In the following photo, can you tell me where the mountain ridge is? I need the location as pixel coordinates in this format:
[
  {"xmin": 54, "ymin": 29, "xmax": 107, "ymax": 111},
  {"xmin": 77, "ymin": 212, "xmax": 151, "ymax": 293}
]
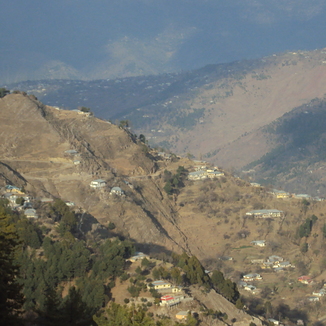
[{"xmin": 8, "ymin": 48, "xmax": 326, "ymax": 187}]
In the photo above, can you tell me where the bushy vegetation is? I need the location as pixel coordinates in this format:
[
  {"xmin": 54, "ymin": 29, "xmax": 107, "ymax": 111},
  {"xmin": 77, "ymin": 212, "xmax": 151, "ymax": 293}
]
[
  {"xmin": 297, "ymin": 214, "xmax": 317, "ymax": 238},
  {"xmin": 163, "ymin": 166, "xmax": 188, "ymax": 195}
]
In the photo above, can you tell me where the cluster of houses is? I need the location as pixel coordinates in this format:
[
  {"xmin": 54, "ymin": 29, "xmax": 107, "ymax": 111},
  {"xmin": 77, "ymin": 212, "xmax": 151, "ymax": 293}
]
[
  {"xmin": 250, "ymin": 184, "xmax": 324, "ymax": 202},
  {"xmin": 0, "ymin": 185, "xmax": 38, "ymax": 218},
  {"xmin": 127, "ymin": 253, "xmax": 193, "ymax": 319},
  {"xmin": 64, "ymin": 149, "xmax": 82, "ymax": 165},
  {"xmin": 188, "ymin": 164, "xmax": 224, "ymax": 181},
  {"xmin": 147, "ymin": 280, "xmax": 186, "ymax": 307},
  {"xmin": 270, "ymin": 189, "xmax": 324, "ymax": 201},
  {"xmin": 241, "ymin": 256, "xmax": 294, "ymax": 293},
  {"xmin": 297, "ymin": 276, "xmax": 326, "ymax": 302},
  {"xmin": 250, "ymin": 255, "xmax": 293, "ymax": 272},
  {"xmin": 90, "ymin": 179, "xmax": 124, "ymax": 196},
  {"xmin": 1, "ymin": 185, "xmax": 77, "ymax": 219}
]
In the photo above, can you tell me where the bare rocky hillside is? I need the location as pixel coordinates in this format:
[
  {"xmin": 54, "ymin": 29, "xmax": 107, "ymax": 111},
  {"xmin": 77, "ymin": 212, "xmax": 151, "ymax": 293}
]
[{"xmin": 2, "ymin": 94, "xmax": 326, "ymax": 322}]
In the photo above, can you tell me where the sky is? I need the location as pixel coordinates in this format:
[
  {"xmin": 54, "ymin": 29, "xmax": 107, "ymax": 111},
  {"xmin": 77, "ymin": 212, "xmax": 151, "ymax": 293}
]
[{"xmin": 2, "ymin": 0, "xmax": 326, "ymax": 83}]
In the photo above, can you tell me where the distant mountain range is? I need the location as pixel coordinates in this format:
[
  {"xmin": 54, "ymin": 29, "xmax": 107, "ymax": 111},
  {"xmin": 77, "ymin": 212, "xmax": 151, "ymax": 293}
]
[{"xmin": 2, "ymin": 0, "xmax": 326, "ymax": 83}]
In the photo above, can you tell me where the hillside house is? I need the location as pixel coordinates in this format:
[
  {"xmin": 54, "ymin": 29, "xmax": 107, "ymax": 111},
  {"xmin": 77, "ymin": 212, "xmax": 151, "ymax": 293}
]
[
  {"xmin": 194, "ymin": 165, "xmax": 207, "ymax": 171},
  {"xmin": 90, "ymin": 179, "xmax": 107, "ymax": 189},
  {"xmin": 242, "ymin": 273, "xmax": 262, "ymax": 281},
  {"xmin": 5, "ymin": 185, "xmax": 24, "ymax": 194},
  {"xmin": 244, "ymin": 285, "xmax": 257, "ymax": 292},
  {"xmin": 128, "ymin": 252, "xmax": 148, "ymax": 262},
  {"xmin": 238, "ymin": 281, "xmax": 247, "ymax": 288},
  {"xmin": 278, "ymin": 261, "xmax": 292, "ymax": 268},
  {"xmin": 24, "ymin": 208, "xmax": 38, "ymax": 219},
  {"xmin": 251, "ymin": 240, "xmax": 266, "ymax": 247},
  {"xmin": 307, "ymin": 296, "xmax": 319, "ymax": 302},
  {"xmin": 293, "ymin": 194, "xmax": 311, "ymax": 200},
  {"xmin": 298, "ymin": 276, "xmax": 313, "ymax": 284},
  {"xmin": 268, "ymin": 255, "xmax": 284, "ymax": 264},
  {"xmin": 272, "ymin": 189, "xmax": 291, "ymax": 199},
  {"xmin": 172, "ymin": 286, "xmax": 183, "ymax": 293},
  {"xmin": 312, "ymin": 288, "xmax": 326, "ymax": 297},
  {"xmin": 219, "ymin": 256, "xmax": 233, "ymax": 261},
  {"xmin": 246, "ymin": 209, "xmax": 283, "ymax": 218},
  {"xmin": 188, "ymin": 170, "xmax": 207, "ymax": 180},
  {"xmin": 160, "ymin": 295, "xmax": 181, "ymax": 307},
  {"xmin": 175, "ymin": 311, "xmax": 189, "ymax": 320},
  {"xmin": 23, "ymin": 195, "xmax": 32, "ymax": 202},
  {"xmin": 110, "ymin": 186, "xmax": 124, "ymax": 196},
  {"xmin": 262, "ymin": 262, "xmax": 274, "ymax": 269},
  {"xmin": 268, "ymin": 319, "xmax": 281, "ymax": 325},
  {"xmin": 3, "ymin": 193, "xmax": 18, "ymax": 204},
  {"xmin": 188, "ymin": 167, "xmax": 224, "ymax": 180},
  {"xmin": 23, "ymin": 202, "xmax": 33, "ymax": 209},
  {"xmin": 250, "ymin": 183, "xmax": 261, "ymax": 187},
  {"xmin": 207, "ymin": 170, "xmax": 224, "ymax": 178},
  {"xmin": 148, "ymin": 280, "xmax": 172, "ymax": 290},
  {"xmin": 65, "ymin": 149, "xmax": 78, "ymax": 155}
]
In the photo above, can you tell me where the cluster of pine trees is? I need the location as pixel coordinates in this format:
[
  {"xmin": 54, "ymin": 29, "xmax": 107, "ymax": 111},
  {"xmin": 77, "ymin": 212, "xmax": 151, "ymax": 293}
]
[
  {"xmin": 163, "ymin": 166, "xmax": 188, "ymax": 195},
  {"xmin": 0, "ymin": 195, "xmax": 241, "ymax": 325}
]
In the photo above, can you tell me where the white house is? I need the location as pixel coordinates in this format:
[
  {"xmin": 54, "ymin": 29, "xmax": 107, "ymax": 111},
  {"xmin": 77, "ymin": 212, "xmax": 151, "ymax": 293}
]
[
  {"xmin": 90, "ymin": 179, "xmax": 107, "ymax": 188},
  {"xmin": 24, "ymin": 209, "xmax": 38, "ymax": 219},
  {"xmin": 246, "ymin": 209, "xmax": 283, "ymax": 218},
  {"xmin": 268, "ymin": 319, "xmax": 281, "ymax": 325},
  {"xmin": 242, "ymin": 273, "xmax": 262, "ymax": 281},
  {"xmin": 268, "ymin": 255, "xmax": 284, "ymax": 264},
  {"xmin": 148, "ymin": 280, "xmax": 172, "ymax": 290},
  {"xmin": 188, "ymin": 170, "xmax": 208, "ymax": 180},
  {"xmin": 244, "ymin": 285, "xmax": 257, "ymax": 292},
  {"xmin": 251, "ymin": 240, "xmax": 266, "ymax": 247},
  {"xmin": 160, "ymin": 295, "xmax": 181, "ymax": 306},
  {"xmin": 307, "ymin": 296, "xmax": 320, "ymax": 302},
  {"xmin": 128, "ymin": 252, "xmax": 148, "ymax": 262},
  {"xmin": 312, "ymin": 288, "xmax": 326, "ymax": 297},
  {"xmin": 110, "ymin": 187, "xmax": 124, "ymax": 196}
]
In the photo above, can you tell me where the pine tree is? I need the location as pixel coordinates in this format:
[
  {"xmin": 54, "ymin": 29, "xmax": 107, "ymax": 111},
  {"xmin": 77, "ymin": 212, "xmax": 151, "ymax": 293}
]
[{"xmin": 0, "ymin": 213, "xmax": 24, "ymax": 325}]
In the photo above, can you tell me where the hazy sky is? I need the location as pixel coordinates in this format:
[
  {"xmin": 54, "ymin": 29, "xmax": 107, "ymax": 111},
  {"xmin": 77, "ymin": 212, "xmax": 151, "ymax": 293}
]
[{"xmin": 2, "ymin": 0, "xmax": 326, "ymax": 83}]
